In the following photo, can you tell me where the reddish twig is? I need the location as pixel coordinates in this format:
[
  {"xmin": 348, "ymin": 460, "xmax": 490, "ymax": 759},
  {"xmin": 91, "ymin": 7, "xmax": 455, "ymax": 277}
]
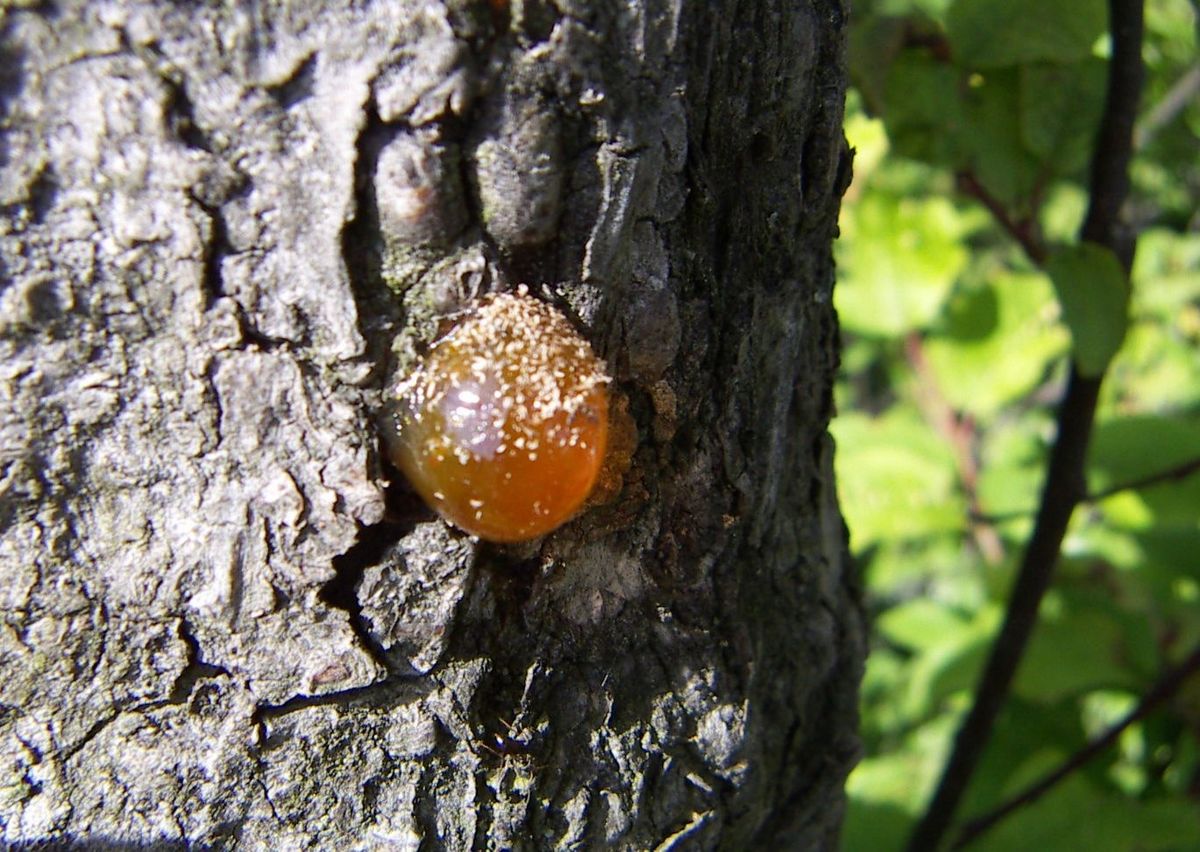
[
  {"xmin": 904, "ymin": 333, "xmax": 1004, "ymax": 564},
  {"xmin": 955, "ymin": 171, "xmax": 1048, "ymax": 265}
]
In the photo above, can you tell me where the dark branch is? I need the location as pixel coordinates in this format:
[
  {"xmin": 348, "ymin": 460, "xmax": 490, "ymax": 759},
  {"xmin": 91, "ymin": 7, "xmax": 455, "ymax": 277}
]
[
  {"xmin": 905, "ymin": 3, "xmax": 1146, "ymax": 849},
  {"xmin": 951, "ymin": 643, "xmax": 1200, "ymax": 848},
  {"xmin": 906, "ymin": 368, "xmax": 1103, "ymax": 852},
  {"xmin": 1081, "ymin": 0, "xmax": 1146, "ymax": 268}
]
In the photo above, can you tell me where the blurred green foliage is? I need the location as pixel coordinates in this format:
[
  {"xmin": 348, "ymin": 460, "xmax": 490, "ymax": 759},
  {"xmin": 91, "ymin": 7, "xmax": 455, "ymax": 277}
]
[{"xmin": 835, "ymin": 0, "xmax": 1200, "ymax": 848}]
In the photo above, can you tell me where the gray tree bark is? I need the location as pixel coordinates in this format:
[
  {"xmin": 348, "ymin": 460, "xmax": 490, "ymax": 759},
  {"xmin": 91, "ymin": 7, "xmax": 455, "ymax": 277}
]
[{"xmin": 0, "ymin": 0, "xmax": 862, "ymax": 848}]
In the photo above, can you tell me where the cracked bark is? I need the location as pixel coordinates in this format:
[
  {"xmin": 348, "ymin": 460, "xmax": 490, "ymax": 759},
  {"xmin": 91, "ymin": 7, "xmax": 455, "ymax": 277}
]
[{"xmin": 0, "ymin": 1, "xmax": 862, "ymax": 849}]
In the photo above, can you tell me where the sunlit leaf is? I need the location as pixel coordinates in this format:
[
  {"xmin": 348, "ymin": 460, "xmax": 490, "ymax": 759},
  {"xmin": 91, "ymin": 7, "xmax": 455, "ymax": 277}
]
[
  {"xmin": 925, "ymin": 272, "xmax": 1069, "ymax": 418},
  {"xmin": 877, "ymin": 599, "xmax": 971, "ymax": 652},
  {"xmin": 836, "ymin": 193, "xmax": 971, "ymax": 337},
  {"xmin": 832, "ymin": 411, "xmax": 969, "ymax": 548}
]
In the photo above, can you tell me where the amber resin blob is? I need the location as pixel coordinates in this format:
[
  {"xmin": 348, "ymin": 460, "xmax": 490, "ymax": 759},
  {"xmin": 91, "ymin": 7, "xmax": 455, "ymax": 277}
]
[{"xmin": 386, "ymin": 289, "xmax": 610, "ymax": 543}]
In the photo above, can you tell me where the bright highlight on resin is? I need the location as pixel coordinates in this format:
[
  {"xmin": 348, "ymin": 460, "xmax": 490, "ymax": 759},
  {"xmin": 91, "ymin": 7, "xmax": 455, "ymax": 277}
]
[{"xmin": 386, "ymin": 289, "xmax": 610, "ymax": 542}]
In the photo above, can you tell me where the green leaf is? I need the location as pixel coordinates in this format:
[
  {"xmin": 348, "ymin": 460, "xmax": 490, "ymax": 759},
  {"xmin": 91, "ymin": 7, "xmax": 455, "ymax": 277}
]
[
  {"xmin": 972, "ymin": 776, "xmax": 1200, "ymax": 852},
  {"xmin": 844, "ymin": 106, "xmax": 890, "ymax": 187},
  {"xmin": 847, "ymin": 714, "xmax": 961, "ymax": 814},
  {"xmin": 1089, "ymin": 415, "xmax": 1200, "ymax": 524},
  {"xmin": 881, "ymin": 52, "xmax": 965, "ymax": 166},
  {"xmin": 1046, "ymin": 243, "xmax": 1130, "ymax": 376},
  {"xmin": 874, "ymin": 0, "xmax": 953, "ymax": 19},
  {"xmin": 835, "ymin": 193, "xmax": 971, "ymax": 337},
  {"xmin": 865, "ymin": 536, "xmax": 987, "ymax": 601},
  {"xmin": 1039, "ymin": 183, "xmax": 1090, "ymax": 243},
  {"xmin": 842, "ymin": 797, "xmax": 912, "ymax": 852},
  {"xmin": 924, "ymin": 272, "xmax": 1070, "ymax": 418},
  {"xmin": 1111, "ymin": 323, "xmax": 1200, "ymax": 412},
  {"xmin": 1131, "ymin": 228, "xmax": 1200, "ymax": 315},
  {"xmin": 1016, "ymin": 597, "xmax": 1151, "ymax": 702},
  {"xmin": 877, "ymin": 599, "xmax": 970, "ymax": 652},
  {"xmin": 861, "ymin": 648, "xmax": 911, "ymax": 739},
  {"xmin": 847, "ymin": 752, "xmax": 934, "ymax": 820},
  {"xmin": 913, "ymin": 606, "xmax": 1002, "ymax": 710},
  {"xmin": 958, "ymin": 68, "xmax": 1043, "ymax": 205},
  {"xmin": 1020, "ymin": 59, "xmax": 1107, "ymax": 175},
  {"xmin": 947, "ymin": 0, "xmax": 1108, "ymax": 68},
  {"xmin": 976, "ymin": 415, "xmax": 1054, "ymax": 522},
  {"xmin": 1138, "ymin": 528, "xmax": 1200, "ymax": 586},
  {"xmin": 849, "ymin": 17, "xmax": 909, "ymax": 113},
  {"xmin": 832, "ymin": 411, "xmax": 969, "ymax": 549},
  {"xmin": 945, "ymin": 691, "xmax": 1088, "ymax": 817},
  {"xmin": 1089, "ymin": 415, "xmax": 1200, "ymax": 491}
]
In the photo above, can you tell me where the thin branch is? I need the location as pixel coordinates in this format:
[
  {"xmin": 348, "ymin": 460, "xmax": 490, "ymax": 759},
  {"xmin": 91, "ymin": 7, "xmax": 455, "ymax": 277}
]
[
  {"xmin": 905, "ymin": 2, "xmax": 1146, "ymax": 850},
  {"xmin": 951, "ymin": 643, "xmax": 1200, "ymax": 848},
  {"xmin": 1081, "ymin": 1, "xmax": 1146, "ymax": 261},
  {"xmin": 1087, "ymin": 456, "xmax": 1200, "ymax": 503},
  {"xmin": 971, "ymin": 454, "xmax": 1200, "ymax": 525}
]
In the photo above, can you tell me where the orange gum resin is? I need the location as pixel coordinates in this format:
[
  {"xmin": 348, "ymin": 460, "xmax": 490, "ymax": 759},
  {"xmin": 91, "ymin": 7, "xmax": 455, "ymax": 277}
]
[{"xmin": 387, "ymin": 290, "xmax": 610, "ymax": 543}]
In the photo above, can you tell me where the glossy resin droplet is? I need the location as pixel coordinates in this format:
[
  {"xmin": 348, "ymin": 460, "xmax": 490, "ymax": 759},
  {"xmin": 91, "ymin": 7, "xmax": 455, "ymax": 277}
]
[{"xmin": 387, "ymin": 290, "xmax": 610, "ymax": 543}]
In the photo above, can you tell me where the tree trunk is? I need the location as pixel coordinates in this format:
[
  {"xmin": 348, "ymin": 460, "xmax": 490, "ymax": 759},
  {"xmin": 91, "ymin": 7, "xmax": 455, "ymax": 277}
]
[{"xmin": 0, "ymin": 1, "xmax": 861, "ymax": 848}]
